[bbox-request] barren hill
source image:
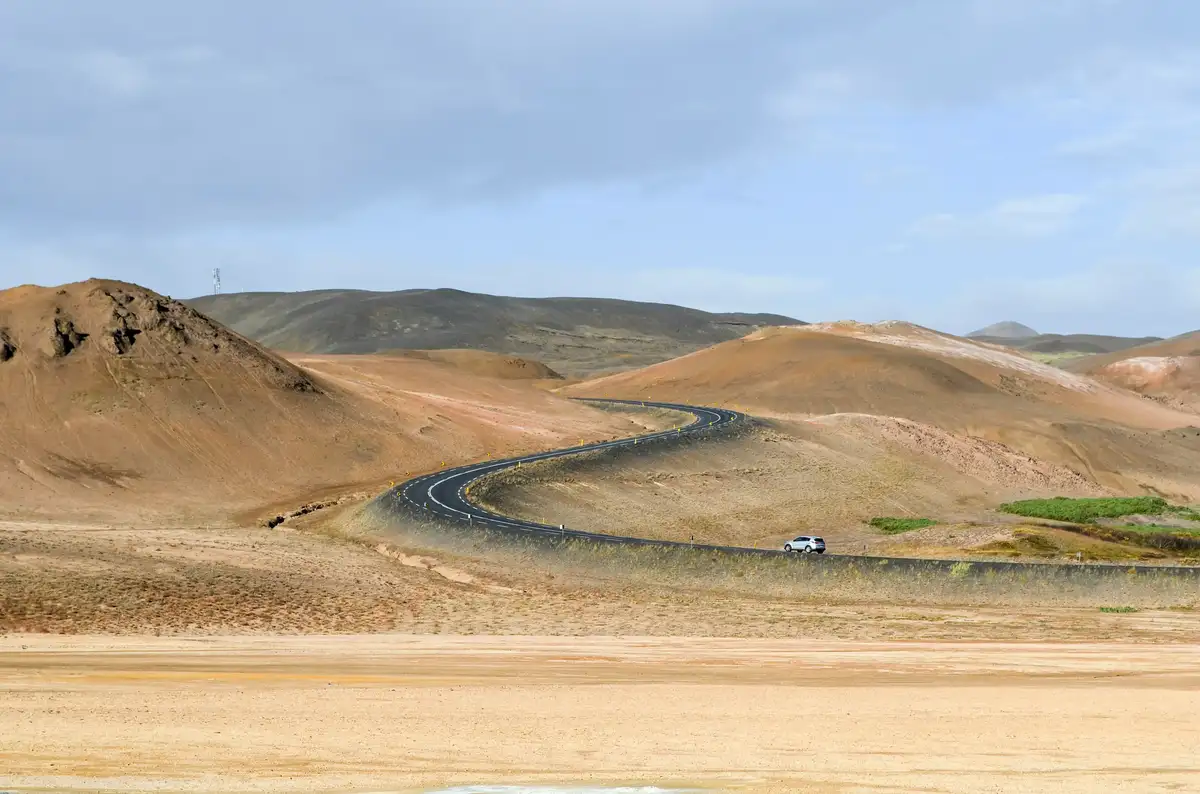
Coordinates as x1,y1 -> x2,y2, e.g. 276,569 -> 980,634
1062,332 -> 1200,410
186,288 -> 800,377
527,322 -> 1200,553
378,349 -> 563,381
568,322 -> 1188,431
0,280 -> 667,524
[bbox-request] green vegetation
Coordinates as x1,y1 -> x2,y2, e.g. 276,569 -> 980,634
1029,351 -> 1092,365
1100,606 -> 1139,614
1167,506 -> 1200,522
948,561 -> 973,578
1119,523 -> 1200,537
869,517 -> 937,535
998,496 -> 1169,523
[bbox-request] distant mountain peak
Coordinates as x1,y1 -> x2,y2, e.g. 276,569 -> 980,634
967,321 -> 1039,339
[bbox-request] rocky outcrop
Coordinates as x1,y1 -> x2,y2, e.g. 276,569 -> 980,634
0,329 -> 15,362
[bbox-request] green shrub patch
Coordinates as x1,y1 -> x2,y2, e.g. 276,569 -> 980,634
998,496 -> 1168,523
869,517 -> 937,535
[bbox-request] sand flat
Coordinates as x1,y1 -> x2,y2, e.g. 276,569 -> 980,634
3,635 -> 1198,793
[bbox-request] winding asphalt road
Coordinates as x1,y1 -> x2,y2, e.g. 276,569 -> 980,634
396,398 -> 746,547
387,398 -> 1200,577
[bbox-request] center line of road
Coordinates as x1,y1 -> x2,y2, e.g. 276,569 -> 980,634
395,399 -> 739,540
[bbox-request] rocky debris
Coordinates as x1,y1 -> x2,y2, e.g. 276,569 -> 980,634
0,329 -> 15,361
260,491 -> 371,528
101,315 -> 143,355
48,317 -> 88,357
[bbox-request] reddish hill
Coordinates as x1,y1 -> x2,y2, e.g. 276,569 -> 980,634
1063,332 -> 1200,410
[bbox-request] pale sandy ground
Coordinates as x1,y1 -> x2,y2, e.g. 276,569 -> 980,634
3,634 -> 1200,794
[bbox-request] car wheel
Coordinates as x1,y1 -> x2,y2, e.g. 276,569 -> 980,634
784,544 -> 793,553
803,546 -> 812,554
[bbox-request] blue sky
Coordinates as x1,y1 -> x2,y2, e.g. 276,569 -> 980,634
1,0 -> 1198,336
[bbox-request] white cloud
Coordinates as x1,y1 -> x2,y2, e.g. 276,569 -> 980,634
2,0 -> 1199,338
908,193 -> 1090,240
1041,50 -> 1200,238
76,50 -> 152,98
2,0 -> 1195,233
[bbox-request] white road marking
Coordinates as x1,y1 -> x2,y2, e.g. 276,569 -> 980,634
395,401 -> 739,535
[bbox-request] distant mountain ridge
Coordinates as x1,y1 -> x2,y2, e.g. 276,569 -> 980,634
970,331 -> 1162,356
968,321 -> 1039,339
186,288 -> 802,376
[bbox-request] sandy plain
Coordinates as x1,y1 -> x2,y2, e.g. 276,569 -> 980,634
3,633 -> 1200,794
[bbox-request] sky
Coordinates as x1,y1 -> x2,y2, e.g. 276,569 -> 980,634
1,0 -> 1198,337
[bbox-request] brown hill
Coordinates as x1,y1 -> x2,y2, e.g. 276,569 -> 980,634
567,322 -> 1188,431
0,280 -> 667,525
185,288 -> 801,377
377,349 -> 563,381
541,323 -> 1200,552
1062,332 -> 1200,410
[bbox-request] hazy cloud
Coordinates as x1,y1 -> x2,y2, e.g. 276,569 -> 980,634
2,0 -> 1195,233
909,194 -> 1090,240
1,0 -> 1199,335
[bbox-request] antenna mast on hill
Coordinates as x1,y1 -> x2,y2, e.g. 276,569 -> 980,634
212,267 -> 221,295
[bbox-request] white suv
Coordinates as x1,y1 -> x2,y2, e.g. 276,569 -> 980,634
784,535 -> 825,554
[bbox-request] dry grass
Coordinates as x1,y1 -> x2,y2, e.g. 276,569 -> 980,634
3,498 -> 1198,641
354,504 -> 1200,614
461,417 -> 1140,559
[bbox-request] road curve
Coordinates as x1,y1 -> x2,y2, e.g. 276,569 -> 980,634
394,398 -> 751,550
384,398 -> 1200,576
